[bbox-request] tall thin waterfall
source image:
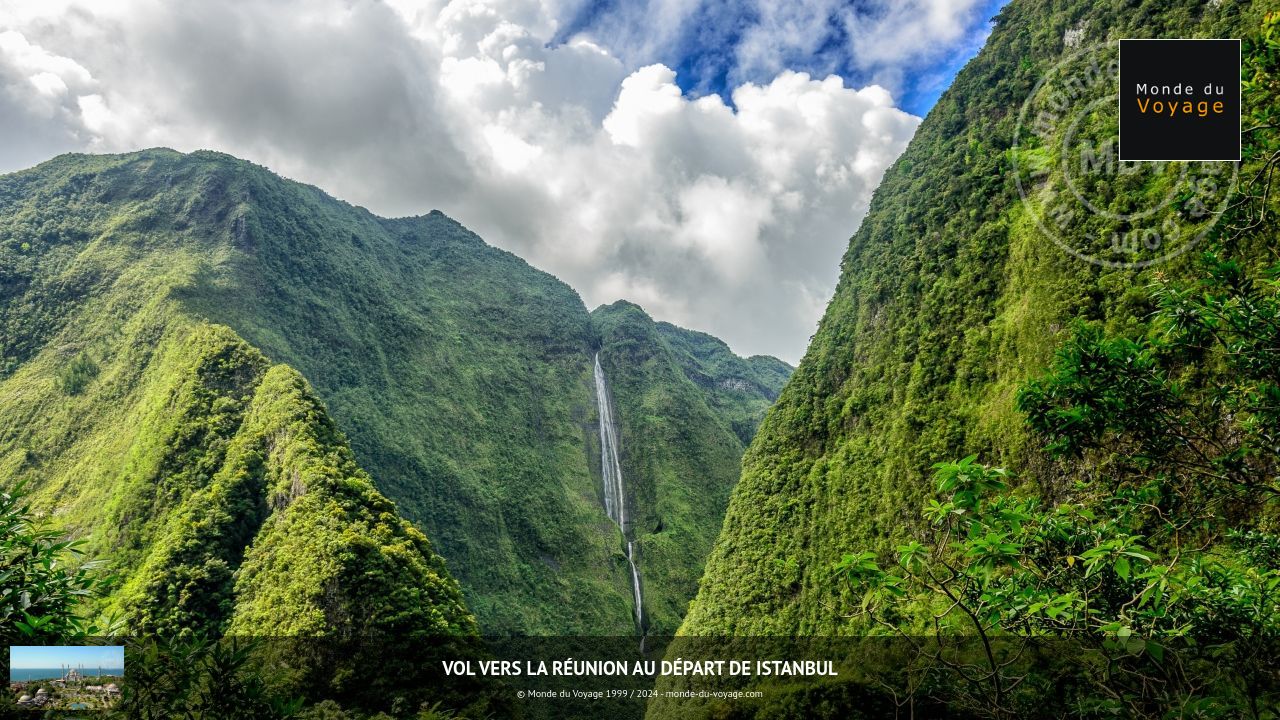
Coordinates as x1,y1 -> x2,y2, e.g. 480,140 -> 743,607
593,353 -> 645,638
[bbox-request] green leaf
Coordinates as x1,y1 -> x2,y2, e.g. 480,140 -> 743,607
1145,641 -> 1164,663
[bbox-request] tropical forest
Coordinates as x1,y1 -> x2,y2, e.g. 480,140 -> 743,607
2,0 -> 1279,718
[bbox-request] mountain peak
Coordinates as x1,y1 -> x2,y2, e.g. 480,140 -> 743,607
1,146 -> 788,639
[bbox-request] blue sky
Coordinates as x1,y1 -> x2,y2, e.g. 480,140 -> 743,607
9,646 -> 124,670
555,0 -> 1009,116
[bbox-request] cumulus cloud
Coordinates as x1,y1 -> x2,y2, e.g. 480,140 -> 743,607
0,28 -> 98,169
0,0 -> 922,363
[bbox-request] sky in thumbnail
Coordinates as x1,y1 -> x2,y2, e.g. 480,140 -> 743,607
9,645 -> 124,670
0,0 -> 1004,363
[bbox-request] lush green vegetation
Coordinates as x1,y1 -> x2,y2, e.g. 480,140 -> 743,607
0,311 -> 475,642
827,239 -> 1280,715
0,146 -> 785,637
682,0 -> 1280,638
1,492 -> 487,717
0,482 -> 118,643
105,334 -> 476,639
653,320 -> 791,446
592,302 -> 788,634
125,636 -> 303,720
0,320 -> 484,715
0,145 -> 787,718
662,7 -> 1280,718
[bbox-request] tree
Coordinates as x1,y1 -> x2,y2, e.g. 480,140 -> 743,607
833,256 -> 1280,717
0,481 -> 118,643
836,451 -> 1279,718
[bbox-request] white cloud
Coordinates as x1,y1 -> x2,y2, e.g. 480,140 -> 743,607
730,0 -> 991,81
841,0 -> 989,67
0,28 -> 98,167
0,0 -> 922,364
559,0 -> 996,101
838,0 -> 994,92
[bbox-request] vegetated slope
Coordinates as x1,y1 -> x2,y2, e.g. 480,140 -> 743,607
592,302 -> 789,634
655,321 -> 793,447
0,149 -> 789,635
681,0 -> 1279,635
0,303 -> 474,637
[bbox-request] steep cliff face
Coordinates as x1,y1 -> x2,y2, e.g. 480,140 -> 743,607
0,149 -> 788,636
0,305 -> 475,637
100,323 -> 477,638
681,0 -> 1278,635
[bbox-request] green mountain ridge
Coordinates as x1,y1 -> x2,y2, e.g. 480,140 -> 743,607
1,305 -> 477,639
681,0 -> 1280,636
0,148 -> 789,637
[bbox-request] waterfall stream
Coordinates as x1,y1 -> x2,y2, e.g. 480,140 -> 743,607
593,353 -> 646,640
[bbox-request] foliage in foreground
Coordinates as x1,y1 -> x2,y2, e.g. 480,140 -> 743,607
0,502 -> 491,718
123,634 -> 491,719
836,249 -> 1280,718
124,636 -> 302,720
0,481 -> 118,643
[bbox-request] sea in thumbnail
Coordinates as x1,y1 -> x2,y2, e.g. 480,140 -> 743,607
9,668 -> 124,682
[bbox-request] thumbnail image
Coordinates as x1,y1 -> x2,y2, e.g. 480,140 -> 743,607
8,646 -> 123,711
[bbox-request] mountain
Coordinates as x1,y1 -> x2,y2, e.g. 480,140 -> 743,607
0,149 -> 789,636
681,0 -> 1279,636
654,319 -> 793,448
0,307 -> 476,640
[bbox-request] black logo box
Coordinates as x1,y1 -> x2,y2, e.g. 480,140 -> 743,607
1119,38 -> 1241,162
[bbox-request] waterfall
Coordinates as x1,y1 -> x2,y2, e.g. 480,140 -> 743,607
593,353 -> 646,639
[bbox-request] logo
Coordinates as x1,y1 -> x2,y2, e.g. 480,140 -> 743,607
1013,42 -> 1238,268
1119,39 -> 1241,161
